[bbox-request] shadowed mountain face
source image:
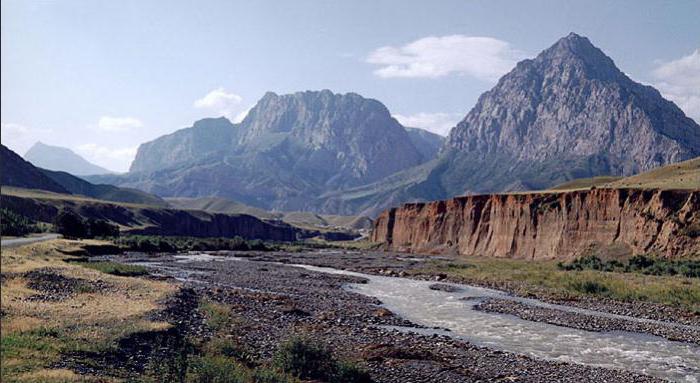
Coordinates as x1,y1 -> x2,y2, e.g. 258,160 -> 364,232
24,142 -> 112,176
1,144 -> 68,193
1,145 -> 167,206
97,90 -> 432,211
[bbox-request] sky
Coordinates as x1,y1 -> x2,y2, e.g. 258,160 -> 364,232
2,0 -> 699,172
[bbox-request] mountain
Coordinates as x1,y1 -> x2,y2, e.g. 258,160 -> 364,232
1,144 -> 167,206
40,169 -> 168,206
88,34 -> 700,216
445,32 -> 700,180
321,33 -> 700,215
91,90 -> 430,211
24,142 -> 112,175
404,127 -> 445,162
1,144 -> 69,193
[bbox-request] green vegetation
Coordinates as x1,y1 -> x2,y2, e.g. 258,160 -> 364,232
75,261 -> 149,277
113,235 -> 277,253
423,256 -> 700,313
273,337 -> 371,383
0,208 -> 42,237
53,210 -> 119,239
558,255 -> 700,278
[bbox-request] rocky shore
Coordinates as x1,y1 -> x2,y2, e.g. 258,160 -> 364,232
92,250 -> 688,382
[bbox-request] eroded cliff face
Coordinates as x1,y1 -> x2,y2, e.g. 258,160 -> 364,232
371,189 -> 700,259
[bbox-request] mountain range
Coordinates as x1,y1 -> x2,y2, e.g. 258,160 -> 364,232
83,33 -> 700,216
1,144 -> 166,206
24,141 -> 112,176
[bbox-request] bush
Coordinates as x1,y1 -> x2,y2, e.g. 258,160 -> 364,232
187,355 -> 249,383
0,208 -> 39,236
559,254 -> 700,279
568,280 -> 609,295
54,210 -> 88,238
112,235 -> 278,253
53,210 -> 119,239
273,337 -> 372,383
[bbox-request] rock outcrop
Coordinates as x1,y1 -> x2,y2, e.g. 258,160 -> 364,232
96,90 -> 430,213
371,188 -> 700,259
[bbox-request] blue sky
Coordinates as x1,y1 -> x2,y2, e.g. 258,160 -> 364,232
2,0 -> 699,171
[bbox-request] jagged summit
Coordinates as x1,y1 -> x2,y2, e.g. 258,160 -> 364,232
445,33 -> 700,177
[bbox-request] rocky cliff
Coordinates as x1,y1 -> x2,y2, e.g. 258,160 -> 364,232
371,188 -> 700,259
446,33 -> 700,177
97,90 -> 430,213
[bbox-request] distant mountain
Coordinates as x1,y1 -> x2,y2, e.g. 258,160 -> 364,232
92,90 -> 431,211
1,144 -> 167,206
24,142 -> 112,175
40,169 -> 168,206
1,144 -> 68,193
404,127 -> 445,163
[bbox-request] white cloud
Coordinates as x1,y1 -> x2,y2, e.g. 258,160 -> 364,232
75,143 -> 137,173
0,122 -> 53,155
393,112 -> 463,136
97,116 -> 143,132
366,35 -> 523,81
194,87 -> 248,122
651,49 -> 700,122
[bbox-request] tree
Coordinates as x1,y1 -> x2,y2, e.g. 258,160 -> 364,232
54,210 -> 87,238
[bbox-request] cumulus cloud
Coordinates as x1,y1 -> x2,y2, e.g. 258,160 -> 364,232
0,122 -> 53,155
75,143 -> 137,173
366,35 -> 523,81
97,116 -> 143,132
194,87 -> 249,122
651,49 -> 700,123
393,112 -> 463,136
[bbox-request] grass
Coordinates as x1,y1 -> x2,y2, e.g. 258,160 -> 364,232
74,261 -> 149,276
419,256 -> 700,313
1,239 -> 176,382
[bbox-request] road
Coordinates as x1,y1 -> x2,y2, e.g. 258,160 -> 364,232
0,233 -> 61,248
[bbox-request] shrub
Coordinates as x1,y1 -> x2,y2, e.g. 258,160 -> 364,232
559,254 -> 699,279
568,280 -> 609,295
187,355 -> 249,383
273,337 -> 372,383
0,208 -> 39,236
273,337 -> 334,380
54,210 -> 88,238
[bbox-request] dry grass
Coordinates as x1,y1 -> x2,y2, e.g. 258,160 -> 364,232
420,256 -> 700,313
1,239 -> 176,382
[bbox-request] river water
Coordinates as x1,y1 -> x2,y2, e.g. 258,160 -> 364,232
293,264 -> 700,383
140,254 -> 700,382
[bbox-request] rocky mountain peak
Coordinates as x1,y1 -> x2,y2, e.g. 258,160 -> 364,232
445,33 -> 700,178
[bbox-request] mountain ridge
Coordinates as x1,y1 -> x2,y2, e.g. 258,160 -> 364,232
24,142 -> 113,175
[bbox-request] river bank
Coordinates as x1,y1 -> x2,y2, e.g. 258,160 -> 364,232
101,250 -> 698,382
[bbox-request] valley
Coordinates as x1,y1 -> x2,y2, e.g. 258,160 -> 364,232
3,240 -> 698,382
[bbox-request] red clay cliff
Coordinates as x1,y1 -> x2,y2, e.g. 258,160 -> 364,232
371,188 -> 700,259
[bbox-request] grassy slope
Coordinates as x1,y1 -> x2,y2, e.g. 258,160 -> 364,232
417,256 -> 700,313
167,196 -> 372,231
0,240 -> 176,382
551,157 -> 700,191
